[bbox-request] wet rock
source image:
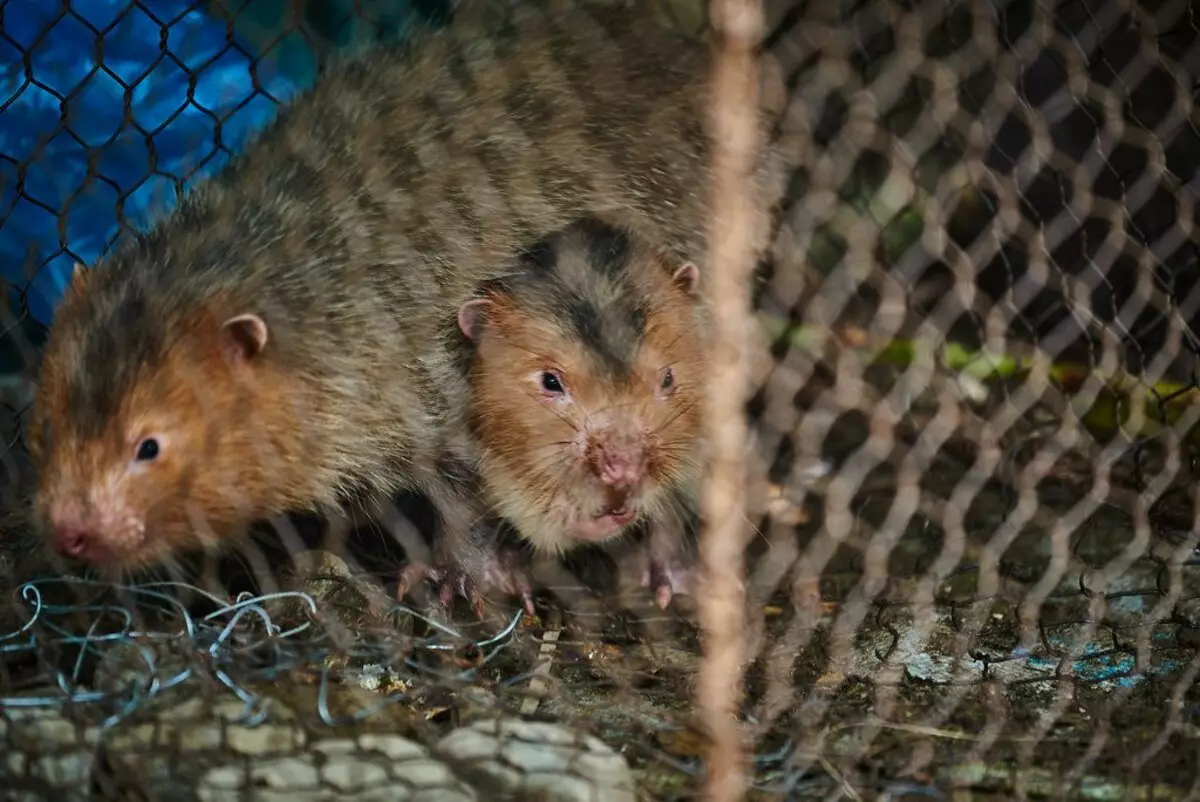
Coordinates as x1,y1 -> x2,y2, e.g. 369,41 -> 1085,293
434,718 -> 635,802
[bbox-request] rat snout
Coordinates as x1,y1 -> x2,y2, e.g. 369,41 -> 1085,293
48,513 -> 105,562
586,421 -> 647,494
557,419 -> 650,541
44,494 -> 124,565
52,522 -> 93,558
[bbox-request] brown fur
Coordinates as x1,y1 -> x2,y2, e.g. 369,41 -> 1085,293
462,219 -> 706,555
26,1 -> 787,591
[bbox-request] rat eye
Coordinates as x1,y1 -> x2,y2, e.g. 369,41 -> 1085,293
135,438 -> 160,462
660,367 -> 675,392
540,371 -> 565,395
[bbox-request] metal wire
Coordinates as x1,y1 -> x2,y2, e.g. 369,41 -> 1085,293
1,0 -> 1199,799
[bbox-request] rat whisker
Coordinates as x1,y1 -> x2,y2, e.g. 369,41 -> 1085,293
527,440 -> 578,455
520,453 -> 575,495
652,400 -> 698,435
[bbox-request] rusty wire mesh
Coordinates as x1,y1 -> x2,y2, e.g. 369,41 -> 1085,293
1,0 -> 1200,799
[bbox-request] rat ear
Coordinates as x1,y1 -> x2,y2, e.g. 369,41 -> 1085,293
457,298 -> 495,342
672,262 -> 700,296
220,314 -> 269,364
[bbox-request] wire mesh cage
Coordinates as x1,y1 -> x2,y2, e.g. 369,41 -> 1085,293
1,0 -> 1199,799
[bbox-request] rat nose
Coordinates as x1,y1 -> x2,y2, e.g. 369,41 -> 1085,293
588,424 -> 647,489
51,522 -> 95,559
598,451 -> 641,489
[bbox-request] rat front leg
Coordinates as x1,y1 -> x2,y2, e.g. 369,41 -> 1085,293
430,517 -> 537,618
397,493 -> 536,618
640,503 -> 700,610
644,550 -> 695,610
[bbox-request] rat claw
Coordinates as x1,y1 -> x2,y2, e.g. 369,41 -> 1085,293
655,584 -> 673,610
413,543 -> 534,619
397,561 -> 435,603
643,554 -> 694,610
437,579 -> 457,608
458,574 -> 487,619
428,569 -> 483,618
396,561 -> 476,616
512,575 -> 536,617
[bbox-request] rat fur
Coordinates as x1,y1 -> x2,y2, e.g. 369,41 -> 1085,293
26,1 -> 787,611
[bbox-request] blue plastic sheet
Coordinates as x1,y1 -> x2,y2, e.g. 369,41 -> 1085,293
0,0 -> 307,326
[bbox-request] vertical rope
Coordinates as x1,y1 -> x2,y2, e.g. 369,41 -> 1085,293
697,0 -> 764,799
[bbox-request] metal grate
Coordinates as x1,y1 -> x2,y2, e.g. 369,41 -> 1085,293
1,0 -> 1199,799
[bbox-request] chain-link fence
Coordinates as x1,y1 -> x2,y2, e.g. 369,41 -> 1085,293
1,0 -> 1199,799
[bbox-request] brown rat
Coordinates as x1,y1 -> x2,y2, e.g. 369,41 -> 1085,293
25,1 -> 786,611
448,216 -> 707,609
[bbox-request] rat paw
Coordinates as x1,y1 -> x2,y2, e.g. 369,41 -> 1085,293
439,549 -> 537,619
399,545 -> 535,619
641,552 -> 697,610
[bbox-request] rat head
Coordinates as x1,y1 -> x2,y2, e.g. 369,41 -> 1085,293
457,218 -> 707,552
26,261 -> 295,574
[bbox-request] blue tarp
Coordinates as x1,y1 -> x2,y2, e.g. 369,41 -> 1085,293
0,0 -> 309,325
0,0 -> 445,327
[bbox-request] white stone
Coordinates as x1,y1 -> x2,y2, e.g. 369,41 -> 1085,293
243,790 -> 328,802
18,711 -> 79,746
354,789 -> 413,802
468,758 -> 523,792
579,733 -> 613,753
524,772 -> 601,802
571,751 -> 632,784
225,724 -> 302,756
357,733 -> 428,761
498,739 -> 569,774
177,721 -> 225,751
436,718 -> 636,802
434,728 -> 498,763
496,718 -> 576,746
12,794 -> 82,802
104,722 -> 157,753
198,764 -> 246,792
311,738 -> 359,757
249,791 -> 323,802
412,789 -> 477,802
321,758 -> 389,792
196,788 -> 241,802
213,700 -> 253,721
250,756 -> 322,789
214,698 -> 295,724
32,752 -> 93,786
393,758 -> 458,788
168,697 -> 209,721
